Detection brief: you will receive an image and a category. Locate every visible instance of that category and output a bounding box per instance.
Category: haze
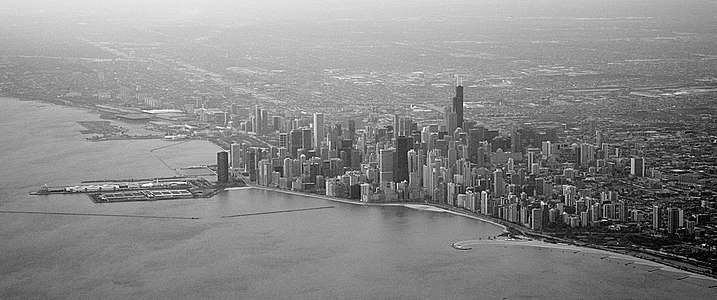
[2,1,716,23]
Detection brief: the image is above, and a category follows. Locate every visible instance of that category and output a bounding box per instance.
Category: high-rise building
[652,205,661,230]
[348,119,356,142]
[230,143,242,168]
[541,141,552,159]
[253,105,262,134]
[445,108,457,134]
[510,124,521,153]
[394,136,410,183]
[678,208,684,228]
[283,158,292,178]
[631,157,645,177]
[468,127,485,164]
[452,83,464,128]
[407,149,422,186]
[618,200,626,222]
[379,149,395,184]
[302,128,313,153]
[493,169,505,198]
[393,114,401,140]
[313,113,324,150]
[400,117,413,138]
[668,207,679,234]
[531,208,543,230]
[278,133,288,149]
[217,151,229,184]
[527,151,535,170]
[580,143,594,166]
[289,129,303,158]
[480,190,490,215]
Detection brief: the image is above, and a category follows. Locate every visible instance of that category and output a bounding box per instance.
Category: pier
[30,176,238,203]
[221,206,335,218]
[0,210,199,220]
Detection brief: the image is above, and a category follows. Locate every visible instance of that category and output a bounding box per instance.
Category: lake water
[1,97,716,299]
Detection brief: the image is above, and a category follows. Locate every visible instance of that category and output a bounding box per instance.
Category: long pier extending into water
[0,210,199,220]
[30,176,235,203]
[221,206,335,218]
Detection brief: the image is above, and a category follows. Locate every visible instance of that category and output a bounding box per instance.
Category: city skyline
[1,0,717,298]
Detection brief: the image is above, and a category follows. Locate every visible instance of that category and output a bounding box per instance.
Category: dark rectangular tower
[452,84,464,129]
[217,151,229,184]
[393,136,412,183]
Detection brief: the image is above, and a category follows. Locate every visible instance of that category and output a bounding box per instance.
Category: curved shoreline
[227,186,715,281]
[452,238,717,282]
[241,186,508,231]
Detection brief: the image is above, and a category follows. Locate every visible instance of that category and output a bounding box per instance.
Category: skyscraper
[531,208,543,230]
[283,157,292,178]
[348,119,356,142]
[493,169,505,198]
[580,143,595,166]
[394,136,410,183]
[668,207,679,234]
[278,132,288,149]
[510,124,521,153]
[302,128,313,153]
[289,129,303,158]
[313,113,324,150]
[217,151,229,184]
[253,105,262,134]
[445,108,457,134]
[452,83,464,128]
[393,114,401,140]
[379,148,395,184]
[230,143,242,168]
[407,149,422,186]
[631,157,645,177]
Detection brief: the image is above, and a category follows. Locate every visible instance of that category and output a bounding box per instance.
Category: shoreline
[452,238,717,281]
[225,185,716,281]
[241,185,509,231]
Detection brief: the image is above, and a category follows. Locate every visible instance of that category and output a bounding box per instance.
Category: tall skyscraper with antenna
[313,113,324,150]
[452,79,464,129]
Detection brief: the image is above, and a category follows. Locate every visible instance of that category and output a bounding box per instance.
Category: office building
[230,143,242,168]
[394,136,410,183]
[452,82,464,129]
[379,148,395,185]
[313,113,324,149]
[668,207,679,234]
[531,208,543,230]
[653,205,661,230]
[493,169,505,198]
[631,157,645,177]
[217,151,229,184]
[253,105,262,134]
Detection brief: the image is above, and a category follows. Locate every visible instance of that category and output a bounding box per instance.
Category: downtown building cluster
[223,85,690,234]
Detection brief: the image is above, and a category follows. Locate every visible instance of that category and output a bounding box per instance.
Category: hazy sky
[0,0,440,22]
[1,0,716,24]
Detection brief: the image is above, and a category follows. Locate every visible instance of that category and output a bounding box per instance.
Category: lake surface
[1,97,716,299]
